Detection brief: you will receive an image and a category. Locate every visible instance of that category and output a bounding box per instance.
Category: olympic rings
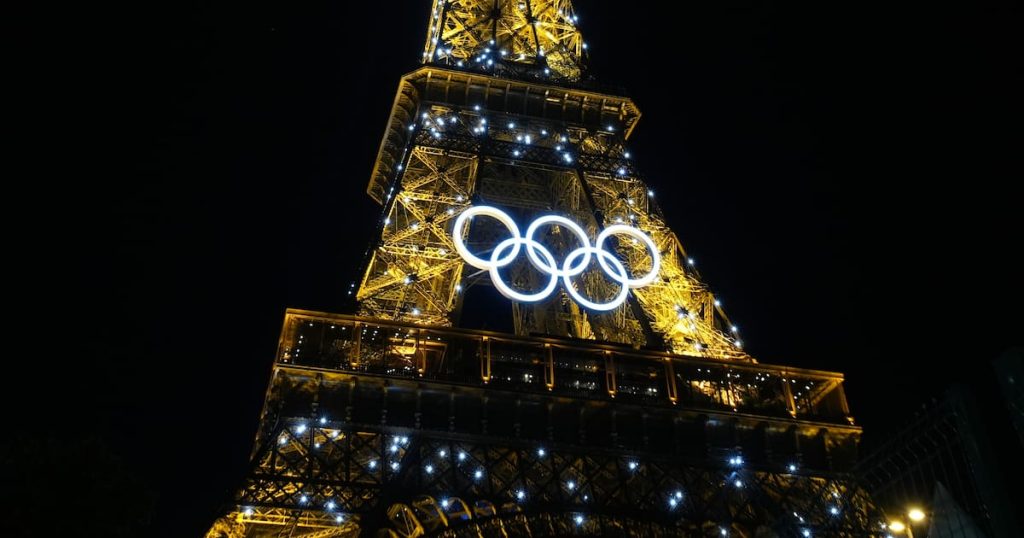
[452,206,660,311]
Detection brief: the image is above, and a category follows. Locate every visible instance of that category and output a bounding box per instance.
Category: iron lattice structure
[209,313,887,537]
[355,66,746,358]
[208,2,888,536]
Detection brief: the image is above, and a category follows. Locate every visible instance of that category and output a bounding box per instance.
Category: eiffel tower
[206,2,887,536]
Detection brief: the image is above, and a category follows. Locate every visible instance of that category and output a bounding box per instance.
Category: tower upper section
[423,0,586,82]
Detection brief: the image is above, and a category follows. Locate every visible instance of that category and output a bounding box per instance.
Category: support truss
[424,0,585,81]
[210,420,887,537]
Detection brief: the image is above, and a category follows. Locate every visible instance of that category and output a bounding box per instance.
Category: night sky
[14,1,1021,536]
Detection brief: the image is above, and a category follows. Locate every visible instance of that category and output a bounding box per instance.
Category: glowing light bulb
[574,515,584,525]
[567,480,575,490]
[516,490,525,500]
[908,509,925,522]
[300,495,308,504]
[458,451,467,461]
[537,447,545,457]
[628,461,638,470]
[425,464,434,474]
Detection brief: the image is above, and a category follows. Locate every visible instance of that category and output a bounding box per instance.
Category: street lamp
[889,507,927,538]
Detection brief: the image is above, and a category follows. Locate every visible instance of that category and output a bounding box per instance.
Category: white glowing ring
[451,206,660,311]
[490,237,559,302]
[595,224,661,287]
[524,215,592,277]
[452,206,521,270]
[561,246,631,311]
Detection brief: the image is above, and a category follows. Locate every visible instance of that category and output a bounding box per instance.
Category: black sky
[13,1,1022,536]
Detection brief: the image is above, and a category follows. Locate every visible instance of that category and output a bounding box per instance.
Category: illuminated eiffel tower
[206,2,887,536]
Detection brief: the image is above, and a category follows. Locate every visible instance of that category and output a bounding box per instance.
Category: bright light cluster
[452,206,660,311]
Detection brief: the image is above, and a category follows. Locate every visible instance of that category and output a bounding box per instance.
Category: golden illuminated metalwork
[208,2,885,536]
[356,66,746,357]
[423,0,585,81]
[207,312,881,537]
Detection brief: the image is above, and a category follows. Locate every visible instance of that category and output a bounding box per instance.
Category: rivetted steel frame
[209,1,887,535]
[205,311,886,537]
[357,67,747,359]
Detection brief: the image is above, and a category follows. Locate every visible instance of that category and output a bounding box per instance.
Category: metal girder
[208,2,887,536]
[423,0,585,81]
[357,100,749,359]
[210,420,887,537]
